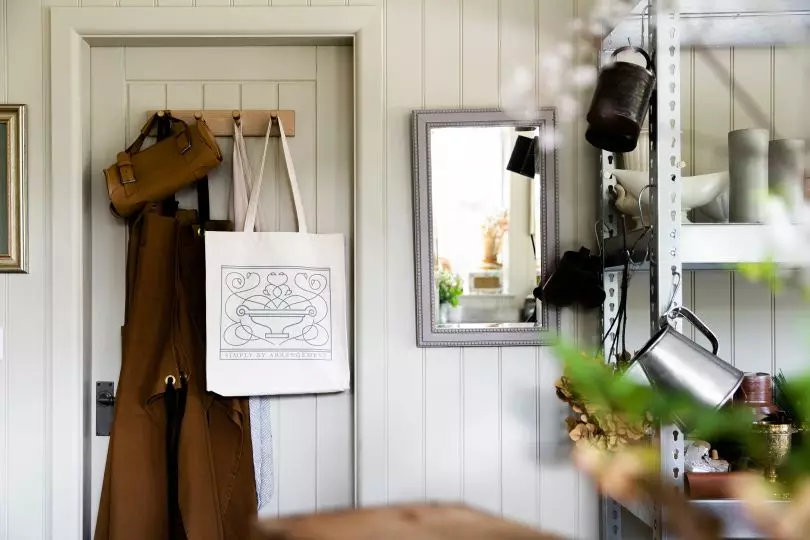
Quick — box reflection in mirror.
[412,109,559,347]
[431,126,542,327]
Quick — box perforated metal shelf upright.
[599,1,683,539]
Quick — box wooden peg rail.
[146,109,295,137]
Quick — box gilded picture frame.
[0,105,27,273]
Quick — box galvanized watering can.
[625,306,744,413]
[585,46,656,153]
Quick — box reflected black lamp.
[506,130,538,179]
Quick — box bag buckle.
[116,153,137,184]
[177,131,192,155]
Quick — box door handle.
[96,381,116,436]
[97,391,116,407]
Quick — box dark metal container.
[585,46,656,153]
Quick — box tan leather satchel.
[105,112,222,218]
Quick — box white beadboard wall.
[3,0,809,538]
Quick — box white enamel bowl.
[612,169,729,222]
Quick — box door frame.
[50,7,382,538]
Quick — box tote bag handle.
[243,117,308,234]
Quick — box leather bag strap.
[243,117,307,233]
[127,112,190,155]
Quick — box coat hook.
[270,111,278,120]
[193,111,202,120]
[157,110,165,117]
[232,110,241,126]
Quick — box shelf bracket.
[649,0,685,539]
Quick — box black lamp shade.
[506,135,538,179]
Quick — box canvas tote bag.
[205,116,350,396]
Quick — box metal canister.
[585,46,656,153]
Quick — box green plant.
[437,270,463,307]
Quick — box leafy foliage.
[437,270,463,307]
[556,336,810,493]
[553,340,762,464]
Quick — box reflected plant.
[437,269,463,307]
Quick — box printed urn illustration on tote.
[220,266,333,361]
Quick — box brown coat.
[95,206,257,540]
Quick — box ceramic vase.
[729,128,769,223]
[438,302,450,324]
[447,305,463,324]
[619,129,649,171]
[438,303,463,324]
[769,138,806,210]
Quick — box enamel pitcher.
[625,306,744,411]
[585,46,655,153]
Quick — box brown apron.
[94,204,257,540]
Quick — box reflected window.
[430,125,541,325]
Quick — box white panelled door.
[89,45,354,532]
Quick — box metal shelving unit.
[598,1,810,539]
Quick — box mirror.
[412,109,559,347]
[0,105,26,273]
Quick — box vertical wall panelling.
[681,49,694,180]
[624,272,651,354]
[7,0,45,536]
[537,347,574,537]
[691,49,733,363]
[423,348,463,502]
[422,0,463,506]
[126,83,166,142]
[314,46,354,512]
[423,0,460,108]
[498,0,541,528]
[730,49,774,375]
[88,47,127,534]
[461,347,502,514]
[500,348,541,526]
[458,0,501,519]
[384,0,425,504]
[772,47,809,376]
[680,49,696,341]
[193,0,230,7]
[120,0,156,6]
[461,0,499,108]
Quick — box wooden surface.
[254,505,562,540]
[145,109,296,137]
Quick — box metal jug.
[585,46,655,153]
[627,306,744,411]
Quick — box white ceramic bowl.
[612,170,729,221]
